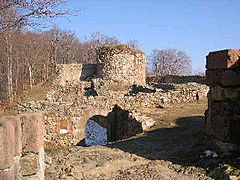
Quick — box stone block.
[19,113,45,153]
[211,115,231,141]
[207,99,240,143]
[211,86,240,101]
[208,114,240,143]
[205,109,212,134]
[196,90,208,100]
[0,116,21,170]
[224,88,240,99]
[206,49,240,70]
[0,157,20,180]
[20,147,44,180]
[211,101,231,116]
[230,115,240,144]
[220,70,240,87]
[205,70,222,86]
[211,86,224,101]
[20,153,39,177]
[206,68,240,87]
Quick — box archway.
[85,115,108,146]
[77,105,143,146]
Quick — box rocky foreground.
[45,99,240,180]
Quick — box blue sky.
[55,0,240,73]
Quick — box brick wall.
[205,49,240,144]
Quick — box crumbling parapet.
[55,45,146,88]
[0,113,45,180]
[205,49,240,144]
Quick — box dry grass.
[139,98,207,128]
[0,80,53,117]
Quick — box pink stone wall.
[205,49,240,144]
[0,113,45,179]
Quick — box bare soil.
[45,99,240,180]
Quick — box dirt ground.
[45,99,240,180]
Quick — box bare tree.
[0,1,80,102]
[81,31,120,63]
[87,31,119,46]
[150,48,192,76]
[126,39,140,49]
[0,0,78,31]
[0,28,121,102]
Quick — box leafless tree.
[126,39,140,49]
[0,1,81,102]
[150,48,192,76]
[81,31,120,63]
[0,0,78,31]
[0,27,121,102]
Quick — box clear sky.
[55,0,240,73]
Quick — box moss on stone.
[97,44,145,57]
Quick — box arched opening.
[85,115,108,146]
[79,105,143,146]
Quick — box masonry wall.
[205,49,240,144]
[56,64,97,86]
[18,81,208,147]
[0,113,45,179]
[147,75,205,85]
[97,45,146,86]
[17,45,208,147]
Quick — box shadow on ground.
[107,116,240,180]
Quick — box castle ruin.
[0,44,210,179]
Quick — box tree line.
[0,0,192,103]
[0,28,124,102]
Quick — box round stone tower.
[96,44,146,86]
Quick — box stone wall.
[147,75,205,85]
[16,45,208,148]
[18,79,208,147]
[55,45,146,87]
[205,49,240,144]
[97,45,146,86]
[0,113,45,179]
[56,64,97,86]
[56,64,83,86]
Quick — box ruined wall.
[205,49,240,144]
[97,45,146,86]
[0,113,45,179]
[55,45,146,88]
[18,81,208,147]
[56,64,83,86]
[16,45,208,147]
[56,64,97,86]
[147,75,205,85]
